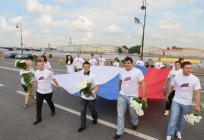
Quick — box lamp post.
[134,0,147,60]
[16,22,23,54]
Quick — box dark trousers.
[80,98,98,127]
[36,92,55,120]
[165,90,175,110]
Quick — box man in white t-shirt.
[163,61,182,116]
[114,57,146,140]
[33,60,60,125]
[88,53,97,66]
[165,61,201,140]
[98,53,106,66]
[154,57,164,69]
[78,61,99,132]
[135,56,144,66]
[73,52,85,71]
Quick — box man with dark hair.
[114,56,146,140]
[78,61,99,132]
[89,54,97,66]
[165,61,201,140]
[33,60,60,125]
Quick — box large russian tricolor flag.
[55,66,171,100]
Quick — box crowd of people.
[17,53,201,140]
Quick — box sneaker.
[175,132,182,140]
[33,119,42,125]
[23,104,28,109]
[51,111,56,116]
[113,134,121,140]
[166,136,172,140]
[92,119,97,124]
[132,125,138,130]
[78,127,85,132]
[163,110,169,116]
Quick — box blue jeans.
[167,101,190,136]
[116,94,138,135]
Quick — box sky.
[0,0,204,49]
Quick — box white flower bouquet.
[77,80,94,98]
[130,97,148,116]
[184,112,202,125]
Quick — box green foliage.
[32,55,38,66]
[16,61,27,70]
[80,83,94,98]
[22,72,34,92]
[118,47,122,53]
[132,97,148,108]
[59,59,65,67]
[128,45,141,54]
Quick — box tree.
[118,47,122,53]
[121,45,128,50]
[128,45,141,54]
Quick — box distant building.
[57,44,117,53]
[145,46,204,58]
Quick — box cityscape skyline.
[0,0,204,49]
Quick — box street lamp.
[134,0,147,60]
[16,22,23,54]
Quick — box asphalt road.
[0,58,203,140]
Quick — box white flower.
[14,60,19,67]
[130,97,144,116]
[77,80,88,90]
[184,113,202,125]
[20,60,25,63]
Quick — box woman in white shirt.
[154,58,164,69]
[65,54,74,74]
[41,55,52,70]
[20,60,36,109]
[113,58,120,67]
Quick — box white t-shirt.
[154,62,164,69]
[34,69,55,94]
[98,57,106,66]
[80,72,98,100]
[20,68,35,85]
[171,72,201,105]
[73,57,84,69]
[44,62,51,69]
[168,68,183,90]
[119,67,144,97]
[89,58,97,66]
[113,62,119,67]
[66,61,74,74]
[136,60,144,66]
[168,68,183,82]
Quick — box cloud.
[81,32,93,41]
[71,16,93,32]
[37,14,53,25]
[159,20,183,31]
[55,0,73,4]
[103,24,124,34]
[36,14,70,28]
[23,30,33,37]
[0,17,14,31]
[10,16,23,23]
[26,0,59,14]
[42,29,50,34]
